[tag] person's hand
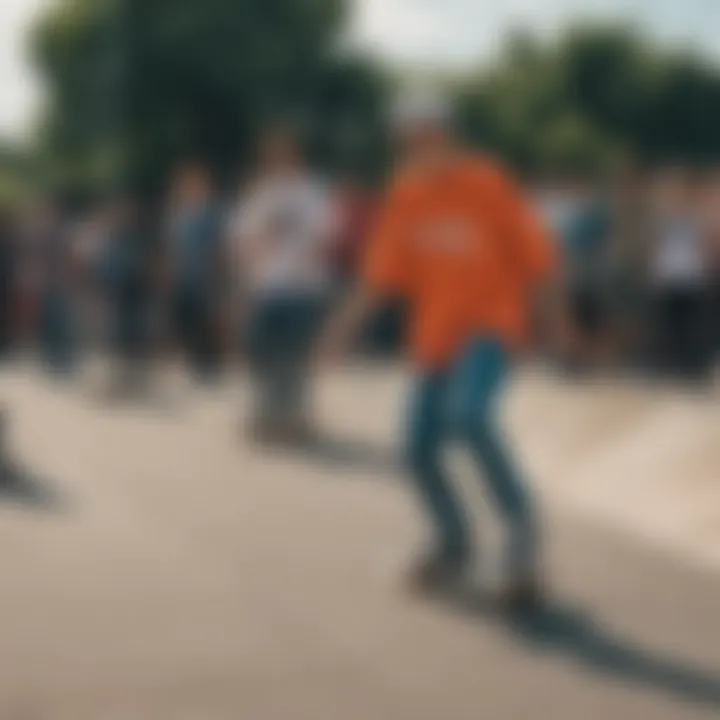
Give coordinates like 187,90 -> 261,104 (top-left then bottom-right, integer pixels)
312,327 -> 348,373
312,282 -> 380,373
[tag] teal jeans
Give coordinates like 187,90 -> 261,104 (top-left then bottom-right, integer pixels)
406,337 -> 536,575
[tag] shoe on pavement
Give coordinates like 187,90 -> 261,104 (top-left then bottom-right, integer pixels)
495,571 -> 545,614
405,547 -> 470,597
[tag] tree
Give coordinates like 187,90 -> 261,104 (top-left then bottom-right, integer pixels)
33,0 -> 388,197
457,25 -> 720,176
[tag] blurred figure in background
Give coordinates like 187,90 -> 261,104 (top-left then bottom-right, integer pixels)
232,126 -> 333,443
534,176 -> 580,241
648,169 -> 712,380
696,171 -> 720,371
317,88 -> 558,607
0,208 -> 18,484
164,163 -> 225,382
21,198 -> 77,376
96,196 -> 154,397
74,203 -> 116,351
0,208 -> 18,358
605,160 -> 654,367
556,176 -> 614,370
712,182 -> 720,368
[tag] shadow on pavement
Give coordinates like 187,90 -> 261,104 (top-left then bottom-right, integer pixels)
448,592 -> 720,710
85,379 -> 184,417
298,435 -> 400,476
0,460 -> 70,513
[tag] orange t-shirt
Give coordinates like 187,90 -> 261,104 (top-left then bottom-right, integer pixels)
363,154 -> 555,367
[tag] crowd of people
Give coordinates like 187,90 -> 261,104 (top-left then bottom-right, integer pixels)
0,137 -> 717,408
0,128 -> 375,417
539,165 -> 720,380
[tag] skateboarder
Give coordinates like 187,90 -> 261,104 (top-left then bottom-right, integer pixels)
316,89 -> 560,608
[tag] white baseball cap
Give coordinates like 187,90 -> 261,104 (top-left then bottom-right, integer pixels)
390,86 -> 453,132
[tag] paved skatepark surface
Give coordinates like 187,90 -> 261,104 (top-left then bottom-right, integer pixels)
0,365 -> 718,719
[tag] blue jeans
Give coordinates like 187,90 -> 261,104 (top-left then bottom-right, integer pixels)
406,337 -> 536,574
247,294 -> 324,423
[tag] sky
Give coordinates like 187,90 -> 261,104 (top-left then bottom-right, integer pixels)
351,0 -> 720,68
0,0 -> 50,143
0,0 -> 719,141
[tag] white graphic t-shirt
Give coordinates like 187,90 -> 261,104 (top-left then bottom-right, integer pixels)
232,174 -> 334,298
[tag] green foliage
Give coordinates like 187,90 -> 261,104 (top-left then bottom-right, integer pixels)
0,145 -> 36,206
33,0 -> 388,197
457,25 -> 720,176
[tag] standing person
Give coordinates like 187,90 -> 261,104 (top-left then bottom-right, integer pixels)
315,90 -> 559,607
0,209 -> 18,358
165,163 -> 225,382
649,170 -> 712,380
232,126 -> 334,443
709,179 -> 720,367
556,177 -> 614,369
0,209 -> 18,485
605,160 -> 654,367
694,171 -> 720,372
534,176 -> 579,242
96,196 -> 153,397
22,198 -> 78,376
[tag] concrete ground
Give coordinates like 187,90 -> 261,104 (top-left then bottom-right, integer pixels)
0,365 -> 718,719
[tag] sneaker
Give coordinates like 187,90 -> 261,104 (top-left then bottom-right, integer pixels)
495,571 -> 545,614
245,416 -> 273,444
245,416 -> 292,446
282,416 -> 319,447
405,547 -> 470,596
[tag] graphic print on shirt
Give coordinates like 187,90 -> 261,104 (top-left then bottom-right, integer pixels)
413,216 -> 482,256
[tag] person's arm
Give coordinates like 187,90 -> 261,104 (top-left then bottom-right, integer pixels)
310,181 -> 339,268
315,178 -> 409,368
315,281 -> 385,367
